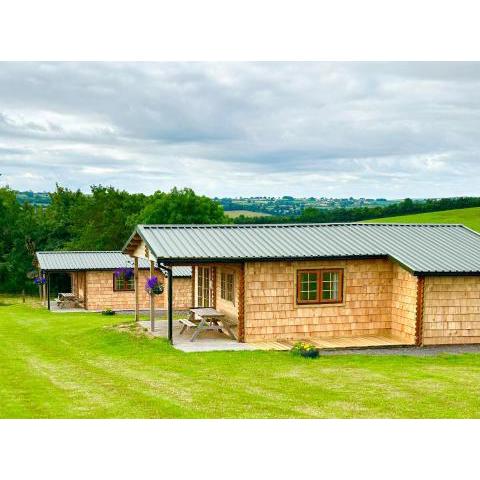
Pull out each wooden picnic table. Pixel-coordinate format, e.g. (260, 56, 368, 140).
(188, 307, 237, 342)
(56, 292, 79, 309)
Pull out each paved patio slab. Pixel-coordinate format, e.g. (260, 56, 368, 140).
(139, 320, 260, 352)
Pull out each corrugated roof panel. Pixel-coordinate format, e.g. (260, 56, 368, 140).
(171, 266, 192, 277)
(129, 223, 480, 274)
(36, 251, 191, 277)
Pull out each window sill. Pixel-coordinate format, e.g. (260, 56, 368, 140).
(295, 301, 345, 308)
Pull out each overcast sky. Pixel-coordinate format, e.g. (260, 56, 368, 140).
(0, 62, 479, 198)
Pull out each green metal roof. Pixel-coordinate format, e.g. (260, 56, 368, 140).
(36, 251, 191, 277)
(124, 223, 480, 275)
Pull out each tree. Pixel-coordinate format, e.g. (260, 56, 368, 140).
(0, 187, 42, 293)
(134, 187, 229, 225)
(67, 186, 148, 250)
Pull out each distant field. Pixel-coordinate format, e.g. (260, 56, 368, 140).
(225, 210, 271, 218)
(365, 207, 480, 232)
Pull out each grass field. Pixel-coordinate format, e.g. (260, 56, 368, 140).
(2, 295, 480, 418)
(365, 207, 480, 232)
(225, 210, 271, 218)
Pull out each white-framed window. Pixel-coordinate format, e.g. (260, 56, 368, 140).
(220, 271, 235, 303)
(197, 267, 212, 307)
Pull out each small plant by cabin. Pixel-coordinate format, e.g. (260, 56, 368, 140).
(291, 342, 320, 358)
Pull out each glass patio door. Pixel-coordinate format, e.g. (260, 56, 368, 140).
(197, 266, 212, 307)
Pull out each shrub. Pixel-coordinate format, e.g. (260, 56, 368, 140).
(101, 308, 115, 316)
(291, 342, 320, 358)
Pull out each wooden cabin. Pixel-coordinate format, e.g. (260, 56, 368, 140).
(35, 251, 192, 312)
(123, 223, 480, 346)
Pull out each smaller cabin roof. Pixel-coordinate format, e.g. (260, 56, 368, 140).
(36, 251, 191, 277)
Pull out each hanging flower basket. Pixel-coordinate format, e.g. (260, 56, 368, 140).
(114, 267, 134, 280)
(145, 276, 164, 295)
(33, 276, 46, 285)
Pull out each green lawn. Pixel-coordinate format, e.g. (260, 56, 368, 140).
(2, 295, 480, 418)
(365, 207, 480, 232)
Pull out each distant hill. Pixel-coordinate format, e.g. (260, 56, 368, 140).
(225, 210, 272, 218)
(16, 191, 51, 206)
(217, 196, 399, 216)
(365, 207, 480, 233)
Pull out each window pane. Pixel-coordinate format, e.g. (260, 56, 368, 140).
(299, 271, 318, 301)
(227, 273, 234, 302)
(198, 267, 211, 307)
(321, 271, 339, 301)
(221, 272, 234, 302)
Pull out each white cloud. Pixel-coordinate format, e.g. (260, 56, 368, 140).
(0, 62, 479, 197)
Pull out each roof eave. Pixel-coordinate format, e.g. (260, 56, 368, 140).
(157, 254, 390, 266)
(122, 226, 158, 258)
(121, 228, 142, 255)
(415, 270, 480, 277)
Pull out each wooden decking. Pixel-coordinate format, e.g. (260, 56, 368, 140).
(250, 334, 411, 351)
(139, 320, 410, 352)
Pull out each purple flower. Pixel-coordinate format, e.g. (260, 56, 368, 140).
(145, 275, 164, 294)
(115, 268, 134, 279)
(146, 276, 158, 290)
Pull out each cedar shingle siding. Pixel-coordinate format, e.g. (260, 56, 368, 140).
(82, 270, 192, 311)
(423, 276, 480, 345)
(243, 259, 395, 342)
(190, 259, 480, 344)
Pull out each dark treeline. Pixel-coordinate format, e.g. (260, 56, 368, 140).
(0, 185, 228, 293)
(233, 197, 480, 224)
(2, 185, 480, 294)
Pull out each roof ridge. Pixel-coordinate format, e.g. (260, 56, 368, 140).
(37, 250, 125, 254)
(138, 223, 466, 228)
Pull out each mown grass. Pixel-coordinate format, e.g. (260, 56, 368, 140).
(365, 206, 480, 232)
(1, 294, 480, 418)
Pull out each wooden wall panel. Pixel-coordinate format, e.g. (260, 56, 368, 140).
(243, 258, 395, 342)
(214, 264, 242, 332)
(84, 270, 192, 311)
(423, 276, 480, 345)
(390, 263, 418, 343)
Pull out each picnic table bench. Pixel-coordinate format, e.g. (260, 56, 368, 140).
(179, 307, 237, 342)
(56, 293, 81, 309)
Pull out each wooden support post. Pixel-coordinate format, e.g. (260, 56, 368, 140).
(38, 268, 42, 301)
(84, 272, 88, 310)
(211, 266, 217, 309)
(415, 276, 425, 346)
(150, 260, 155, 332)
(41, 269, 46, 305)
(237, 263, 245, 343)
(167, 267, 173, 344)
(46, 272, 51, 311)
(134, 257, 139, 322)
(191, 266, 196, 308)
